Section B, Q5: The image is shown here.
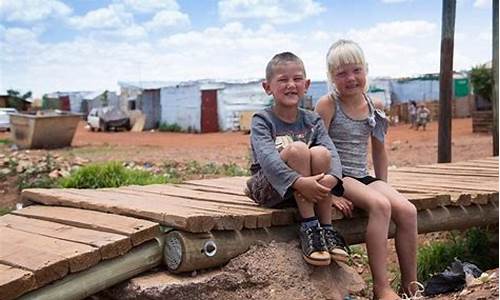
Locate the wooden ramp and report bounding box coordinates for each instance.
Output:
[0,207,160,300]
[21,157,499,233]
[2,157,498,299]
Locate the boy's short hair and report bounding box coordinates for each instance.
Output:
[265,52,306,82]
[326,39,368,92]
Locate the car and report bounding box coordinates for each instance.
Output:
[0,108,18,131]
[87,107,130,132]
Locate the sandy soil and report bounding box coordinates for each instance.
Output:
[0,117,493,167]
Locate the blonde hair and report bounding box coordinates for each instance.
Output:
[325,39,369,93]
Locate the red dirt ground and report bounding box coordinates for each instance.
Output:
[60,118,495,165]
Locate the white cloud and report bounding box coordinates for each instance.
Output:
[348,20,436,42]
[144,10,190,31]
[0,0,72,22]
[218,0,325,24]
[69,4,133,30]
[121,0,180,13]
[473,0,491,8]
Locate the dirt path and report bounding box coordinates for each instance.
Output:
[1,117,488,166]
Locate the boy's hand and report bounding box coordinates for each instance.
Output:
[332,196,353,217]
[292,174,331,203]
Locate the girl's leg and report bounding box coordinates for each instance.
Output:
[343,177,399,299]
[369,181,418,295]
[280,141,314,218]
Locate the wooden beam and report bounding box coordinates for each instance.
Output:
[163,202,499,274]
[438,0,456,163]
[493,0,499,156]
[18,238,164,300]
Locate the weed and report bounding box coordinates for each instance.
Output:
[0,207,13,216]
[417,227,498,281]
[0,138,10,145]
[158,122,182,132]
[59,161,168,189]
[181,160,249,177]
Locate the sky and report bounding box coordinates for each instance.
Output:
[0,0,494,98]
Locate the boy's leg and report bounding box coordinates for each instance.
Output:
[281,142,330,266]
[310,146,349,262]
[368,181,418,295]
[280,141,314,218]
[343,177,400,299]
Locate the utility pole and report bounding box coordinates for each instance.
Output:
[438,0,456,163]
[492,0,499,156]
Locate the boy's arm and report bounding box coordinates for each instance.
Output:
[371,136,388,181]
[251,114,301,198]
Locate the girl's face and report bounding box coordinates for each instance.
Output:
[331,63,366,97]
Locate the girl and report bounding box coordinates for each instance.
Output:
[315,40,418,300]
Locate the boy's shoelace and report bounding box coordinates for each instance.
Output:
[401,281,425,300]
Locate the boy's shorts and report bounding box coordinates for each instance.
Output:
[245,170,296,208]
[246,171,345,208]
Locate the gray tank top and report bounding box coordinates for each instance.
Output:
[327,93,388,178]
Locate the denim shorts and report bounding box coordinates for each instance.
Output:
[245,170,296,208]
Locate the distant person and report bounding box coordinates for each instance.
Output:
[245,52,349,267]
[315,39,418,300]
[415,103,430,131]
[408,101,417,129]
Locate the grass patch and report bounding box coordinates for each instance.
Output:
[0,207,13,216]
[158,122,182,132]
[0,138,10,145]
[417,227,498,281]
[59,162,168,189]
[183,160,249,177]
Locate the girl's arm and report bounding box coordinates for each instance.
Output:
[371,136,388,181]
[314,94,335,129]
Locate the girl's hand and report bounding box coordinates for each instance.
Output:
[332,196,353,217]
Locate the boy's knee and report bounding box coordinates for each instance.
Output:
[310,145,330,159]
[282,142,309,160]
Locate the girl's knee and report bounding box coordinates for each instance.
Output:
[395,201,417,226]
[369,197,391,218]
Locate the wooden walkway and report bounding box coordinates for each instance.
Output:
[1,157,498,299]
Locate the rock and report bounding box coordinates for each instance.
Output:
[49,170,60,178]
[99,241,366,300]
[0,168,10,175]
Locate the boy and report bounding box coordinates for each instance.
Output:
[245,52,349,266]
[415,103,430,131]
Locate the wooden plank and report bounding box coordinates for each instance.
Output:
[402,193,452,209]
[0,214,132,260]
[12,205,159,245]
[67,188,247,231]
[121,185,279,228]
[22,189,221,233]
[0,264,37,300]
[0,227,100,273]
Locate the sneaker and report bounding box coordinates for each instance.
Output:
[299,225,331,266]
[323,227,350,262]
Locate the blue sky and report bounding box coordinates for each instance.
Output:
[0,0,494,97]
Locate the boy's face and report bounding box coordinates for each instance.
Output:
[262,62,310,108]
[331,63,366,97]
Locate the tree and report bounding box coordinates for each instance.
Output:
[7,89,32,111]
